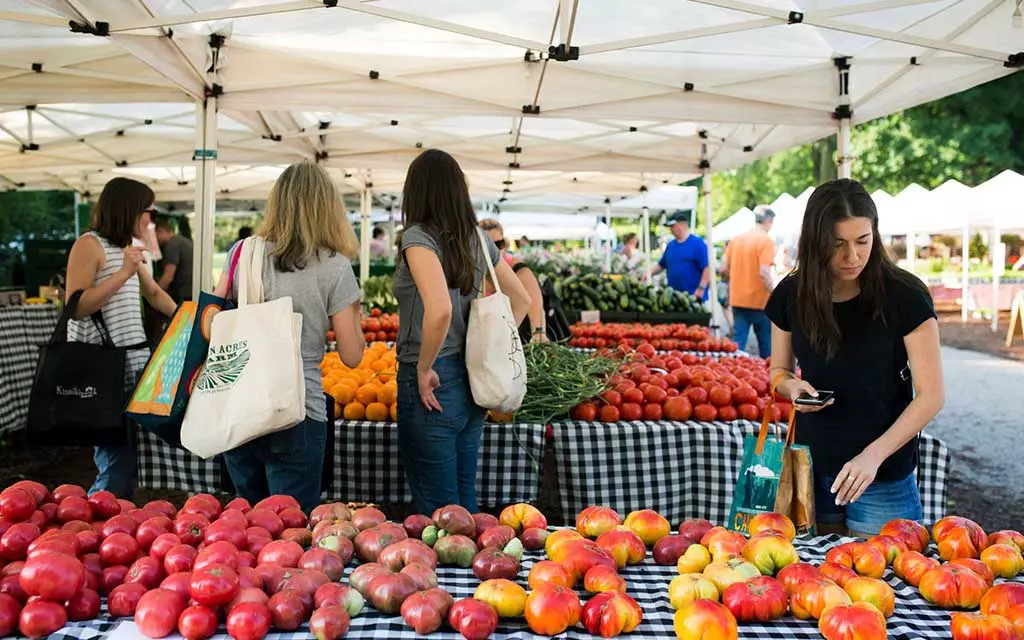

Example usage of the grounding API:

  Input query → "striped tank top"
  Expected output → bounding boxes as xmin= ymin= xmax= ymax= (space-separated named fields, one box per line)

xmin=68 ymin=232 xmax=151 ymax=389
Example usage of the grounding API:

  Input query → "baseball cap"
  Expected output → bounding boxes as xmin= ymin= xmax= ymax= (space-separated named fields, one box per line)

xmin=663 ymin=210 xmax=691 ymax=226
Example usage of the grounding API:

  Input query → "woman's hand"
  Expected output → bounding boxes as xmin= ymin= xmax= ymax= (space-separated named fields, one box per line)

xmin=777 ymin=378 xmax=834 ymax=413
xmin=418 ymin=369 xmax=443 ymax=412
xmin=831 ymin=449 xmax=884 ymax=505
xmin=119 ymin=247 xmax=145 ymax=277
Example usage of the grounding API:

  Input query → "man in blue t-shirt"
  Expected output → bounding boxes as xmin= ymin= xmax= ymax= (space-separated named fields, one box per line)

xmin=651 ymin=211 xmax=710 ymax=301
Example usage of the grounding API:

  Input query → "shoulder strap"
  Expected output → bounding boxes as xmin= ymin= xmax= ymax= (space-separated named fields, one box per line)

xmin=476 ymin=228 xmax=500 ymax=299
xmin=54 ymin=290 xmax=117 ymax=348
xmin=226 ymin=241 xmax=243 ymax=295
xmin=237 ymin=236 xmax=266 ymax=307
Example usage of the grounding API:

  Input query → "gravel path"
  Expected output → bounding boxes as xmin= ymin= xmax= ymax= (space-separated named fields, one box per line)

xmin=927 ymin=346 xmax=1024 ymax=531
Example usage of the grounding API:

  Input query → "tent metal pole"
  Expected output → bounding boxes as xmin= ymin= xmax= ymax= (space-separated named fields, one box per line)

xmin=961 ymin=222 xmax=970 ymax=323
xmin=835 ymin=57 xmax=853 ymax=180
xmin=360 ymin=179 xmax=371 ymax=284
xmin=642 ymin=200 xmax=651 ymax=283
xmin=993 ymin=228 xmax=1002 ymax=333
xmin=701 ymin=151 xmax=719 ymax=337
xmin=73 ymin=190 xmax=81 ymax=238
xmin=192 ymin=96 xmax=218 ymax=299
xmin=604 ymin=201 xmax=613 ymax=273
xmin=837 ymin=118 xmax=852 ymax=179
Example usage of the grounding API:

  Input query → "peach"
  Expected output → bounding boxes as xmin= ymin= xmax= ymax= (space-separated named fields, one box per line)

xmin=623 ymin=509 xmax=671 ymax=547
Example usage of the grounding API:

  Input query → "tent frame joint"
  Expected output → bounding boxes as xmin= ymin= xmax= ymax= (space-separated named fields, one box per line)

xmin=68 ymin=20 xmax=108 ymax=36
xmin=1006 ymin=53 xmax=1024 ymax=68
xmin=787 ymin=11 xmax=804 ymax=24
xmin=833 ymin=104 xmax=853 ymax=120
xmin=548 ymin=44 xmax=580 ymax=62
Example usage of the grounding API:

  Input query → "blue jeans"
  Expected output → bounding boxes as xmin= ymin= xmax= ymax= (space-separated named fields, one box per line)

xmin=91 ymin=442 xmax=137 ymax=499
xmin=397 ymin=357 xmax=485 ymax=514
xmin=815 ymin=471 xmax=923 ymax=536
xmin=732 ymin=307 xmax=772 ymax=357
xmin=223 ymin=418 xmax=328 ymax=515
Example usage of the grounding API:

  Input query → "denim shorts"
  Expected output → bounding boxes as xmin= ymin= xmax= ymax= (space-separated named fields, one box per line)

xmin=815 ymin=471 xmax=923 ymax=536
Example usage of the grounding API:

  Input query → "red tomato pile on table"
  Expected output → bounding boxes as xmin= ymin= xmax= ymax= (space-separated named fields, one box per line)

xmin=568 ymin=323 xmax=739 ymax=353
xmin=570 ymin=349 xmax=792 ymax=423
xmin=360 ymin=310 xmax=398 ymax=344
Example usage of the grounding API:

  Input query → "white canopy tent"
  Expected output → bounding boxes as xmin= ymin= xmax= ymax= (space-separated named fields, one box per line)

xmin=716 ymin=207 xmax=756 ymax=242
xmin=485 ymin=212 xmax=616 ymax=242
xmin=1 ymin=0 xmax=1021 ymax=312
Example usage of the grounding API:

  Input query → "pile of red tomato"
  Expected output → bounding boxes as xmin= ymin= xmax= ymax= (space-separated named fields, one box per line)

xmin=571 ymin=346 xmax=793 ymax=424
xmin=0 ymin=482 xmax=355 ymax=639
xmin=360 ymin=310 xmax=399 ymax=344
xmin=568 ymin=323 xmax=739 ymax=353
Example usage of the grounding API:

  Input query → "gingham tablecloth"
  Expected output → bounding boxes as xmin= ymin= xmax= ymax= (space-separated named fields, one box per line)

xmin=0 ymin=304 xmax=59 ymax=434
xmin=51 ymin=533 xmax=1015 ymax=640
xmin=138 ymin=420 xmax=546 ymax=507
xmin=551 ymin=420 xmax=950 ymax=528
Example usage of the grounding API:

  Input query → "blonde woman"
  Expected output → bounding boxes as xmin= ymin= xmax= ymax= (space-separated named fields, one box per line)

xmin=213 ymin=162 xmax=364 ymax=512
xmin=479 ymin=218 xmax=548 ymax=343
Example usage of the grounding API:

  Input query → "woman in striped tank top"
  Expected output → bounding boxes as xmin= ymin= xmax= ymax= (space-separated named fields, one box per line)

xmin=65 ymin=177 xmax=177 ymax=498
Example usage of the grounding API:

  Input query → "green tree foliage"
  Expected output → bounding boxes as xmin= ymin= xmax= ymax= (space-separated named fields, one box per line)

xmin=710 ymin=72 xmax=1024 ymax=222
xmin=0 ymin=191 xmax=75 ymax=285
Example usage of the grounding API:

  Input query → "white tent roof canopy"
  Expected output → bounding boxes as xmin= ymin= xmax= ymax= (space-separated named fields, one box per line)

xmin=0 ymin=0 xmax=1020 ymax=190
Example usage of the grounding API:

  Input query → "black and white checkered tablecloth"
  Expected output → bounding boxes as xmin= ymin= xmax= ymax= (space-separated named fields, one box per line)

xmin=551 ymin=420 xmax=950 ymax=528
xmin=0 ymin=304 xmax=59 ymax=435
xmin=51 ymin=533 xmax=1015 ymax=640
xmin=138 ymin=421 xmax=547 ymax=507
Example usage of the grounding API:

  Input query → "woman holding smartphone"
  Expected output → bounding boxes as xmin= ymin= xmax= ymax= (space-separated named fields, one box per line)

xmin=764 ymin=178 xmax=944 ymax=537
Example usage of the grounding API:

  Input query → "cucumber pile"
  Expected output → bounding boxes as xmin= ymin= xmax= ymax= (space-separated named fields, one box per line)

xmin=553 ymin=273 xmax=706 ymax=314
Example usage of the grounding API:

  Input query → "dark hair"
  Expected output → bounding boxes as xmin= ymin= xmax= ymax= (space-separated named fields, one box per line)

xmin=154 ymin=219 xmax=173 ymax=233
xmin=622 ymin=232 xmax=638 ymax=244
xmin=91 ymin=177 xmax=154 ymax=248
xmin=400 ymin=149 xmax=480 ymax=295
xmin=372 ymin=226 xmax=385 ymax=239
xmin=794 ymin=178 xmax=929 ymax=359
xmin=237 ymin=226 xmax=253 ymax=241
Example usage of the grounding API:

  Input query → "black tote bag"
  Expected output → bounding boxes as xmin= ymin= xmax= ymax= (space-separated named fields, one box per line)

xmin=27 ymin=291 xmax=136 ymax=446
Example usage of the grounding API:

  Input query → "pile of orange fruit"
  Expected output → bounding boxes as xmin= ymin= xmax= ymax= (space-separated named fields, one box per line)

xmin=321 ymin=342 xmax=398 ymax=422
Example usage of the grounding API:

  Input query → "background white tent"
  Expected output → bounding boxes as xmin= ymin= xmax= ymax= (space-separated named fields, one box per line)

xmin=486 ymin=212 xmax=615 ymax=242
xmin=716 ymin=207 xmax=756 ymax=242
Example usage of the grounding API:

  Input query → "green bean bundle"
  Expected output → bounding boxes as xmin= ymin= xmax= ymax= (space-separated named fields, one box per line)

xmin=514 ymin=342 xmax=621 ymax=424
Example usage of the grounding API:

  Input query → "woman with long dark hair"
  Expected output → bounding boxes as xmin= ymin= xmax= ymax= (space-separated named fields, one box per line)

xmin=764 ymin=178 xmax=944 ymax=537
xmin=64 ymin=177 xmax=177 ymax=497
xmin=394 ymin=149 xmax=531 ymax=514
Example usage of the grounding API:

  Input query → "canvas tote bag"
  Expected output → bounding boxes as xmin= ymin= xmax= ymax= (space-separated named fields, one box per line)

xmin=465 ymin=229 xmax=528 ymax=413
xmin=727 ymin=380 xmax=816 ymax=536
xmin=181 ymin=236 xmax=305 ymax=459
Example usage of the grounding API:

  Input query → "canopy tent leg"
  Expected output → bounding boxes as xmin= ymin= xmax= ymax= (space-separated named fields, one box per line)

xmin=604 ymin=201 xmax=613 ymax=273
xmin=962 ymin=222 xmax=970 ymax=323
xmin=835 ymin=57 xmax=853 ymax=180
xmin=701 ymin=146 xmax=719 ymax=337
xmin=993 ymin=228 xmax=1003 ymax=333
xmin=641 ymin=193 xmax=651 ymax=283
xmin=192 ymin=95 xmax=218 ymax=300
xmin=73 ymin=191 xmax=81 ymax=238
xmin=360 ymin=178 xmax=372 ymax=285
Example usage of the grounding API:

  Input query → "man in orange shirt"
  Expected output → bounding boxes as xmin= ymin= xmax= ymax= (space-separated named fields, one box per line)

xmin=721 ymin=207 xmax=776 ymax=356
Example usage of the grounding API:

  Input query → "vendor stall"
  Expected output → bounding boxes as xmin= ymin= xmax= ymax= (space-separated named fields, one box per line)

xmin=551 ymin=420 xmax=949 ymax=528
xmin=0 ymin=303 xmax=59 ymax=434
xmin=138 ymin=421 xmax=547 ymax=507
xmin=50 ymin=532 xmax=1019 ymax=640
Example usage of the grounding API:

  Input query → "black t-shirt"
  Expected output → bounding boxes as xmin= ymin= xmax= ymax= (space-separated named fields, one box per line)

xmin=764 ymin=273 xmax=936 ymax=481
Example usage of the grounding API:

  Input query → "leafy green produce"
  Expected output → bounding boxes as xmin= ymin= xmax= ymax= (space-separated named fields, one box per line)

xmin=514 ymin=342 xmax=621 ymax=424
xmin=362 ymin=275 xmax=398 ymax=313
xmin=553 ymin=273 xmax=707 ymax=315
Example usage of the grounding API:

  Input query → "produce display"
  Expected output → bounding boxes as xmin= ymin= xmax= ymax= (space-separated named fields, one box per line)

xmin=322 ymin=342 xmax=397 ymax=422
xmin=360 ymin=311 xmax=398 ymax=344
xmin=360 ymin=276 xmax=397 ymax=314
xmin=554 ymin=274 xmax=706 ymax=315
xmin=568 ymin=323 xmax=739 ymax=353
xmin=512 ymin=342 xmax=621 ymax=425
xmin=570 ymin=349 xmax=786 ymax=424
xmin=0 ymin=479 xmax=1020 ymax=640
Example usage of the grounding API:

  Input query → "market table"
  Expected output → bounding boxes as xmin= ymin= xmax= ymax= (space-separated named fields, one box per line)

xmin=50 ymin=533 xmax=1018 ymax=640
xmin=550 ymin=420 xmax=950 ymax=527
xmin=137 ymin=420 xmax=547 ymax=507
xmin=0 ymin=303 xmax=58 ymax=435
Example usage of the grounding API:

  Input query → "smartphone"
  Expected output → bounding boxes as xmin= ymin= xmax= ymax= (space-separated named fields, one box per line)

xmin=793 ymin=390 xmax=834 ymax=406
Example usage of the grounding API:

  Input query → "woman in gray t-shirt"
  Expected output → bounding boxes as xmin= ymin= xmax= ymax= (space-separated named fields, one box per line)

xmin=394 ymin=150 xmax=531 ymax=514
xmin=213 ymin=162 xmax=364 ymax=513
